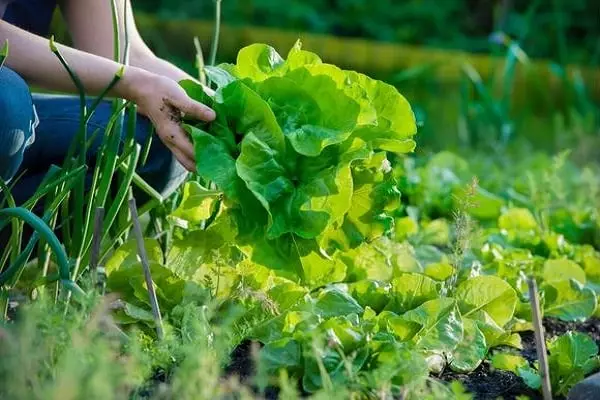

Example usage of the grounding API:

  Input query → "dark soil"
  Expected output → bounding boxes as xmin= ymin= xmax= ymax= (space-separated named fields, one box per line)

xmin=440 ymin=361 xmax=542 ymax=400
xmin=137 ymin=318 xmax=600 ymax=399
xmin=225 ymin=340 xmax=280 ymax=400
xmin=441 ymin=317 xmax=600 ymax=400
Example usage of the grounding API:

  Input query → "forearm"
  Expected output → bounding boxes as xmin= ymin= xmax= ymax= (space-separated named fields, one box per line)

xmin=0 ymin=20 xmax=149 ymax=101
xmin=130 ymin=50 xmax=196 ymax=83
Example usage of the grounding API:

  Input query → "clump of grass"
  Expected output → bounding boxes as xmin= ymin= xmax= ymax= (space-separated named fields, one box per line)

xmin=445 ymin=177 xmax=480 ymax=296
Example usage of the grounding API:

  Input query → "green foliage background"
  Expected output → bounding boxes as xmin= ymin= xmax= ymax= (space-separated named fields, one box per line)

xmin=135 ymin=0 xmax=600 ymax=65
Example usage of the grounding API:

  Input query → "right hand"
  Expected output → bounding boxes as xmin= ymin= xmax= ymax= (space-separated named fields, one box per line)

xmin=123 ymin=69 xmax=216 ymax=172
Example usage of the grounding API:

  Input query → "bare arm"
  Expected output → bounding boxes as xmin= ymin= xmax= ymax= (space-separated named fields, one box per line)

xmin=0 ymin=19 xmax=213 ymax=171
xmin=1 ymin=19 xmax=134 ymax=95
xmin=61 ymin=0 xmax=196 ymax=83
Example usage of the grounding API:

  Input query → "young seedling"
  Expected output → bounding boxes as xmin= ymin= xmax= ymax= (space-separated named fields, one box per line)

xmin=128 ymin=198 xmax=164 ymax=340
xmin=527 ymin=277 xmax=552 ymax=400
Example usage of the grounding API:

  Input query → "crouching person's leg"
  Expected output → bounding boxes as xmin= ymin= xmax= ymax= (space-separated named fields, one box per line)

xmin=14 ymin=94 xmax=188 ymax=205
xmin=0 ymin=67 xmax=36 ymax=184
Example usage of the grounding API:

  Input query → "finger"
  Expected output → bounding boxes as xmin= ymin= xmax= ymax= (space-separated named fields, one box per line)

xmin=160 ymin=135 xmax=196 ymax=172
xmin=170 ymin=146 xmax=196 ymax=173
xmin=171 ymin=96 xmax=216 ymax=122
xmin=159 ymin=124 xmax=196 ymax=161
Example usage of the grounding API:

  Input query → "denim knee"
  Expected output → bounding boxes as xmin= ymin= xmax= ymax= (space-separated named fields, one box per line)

xmin=0 ymin=67 xmax=36 ymax=182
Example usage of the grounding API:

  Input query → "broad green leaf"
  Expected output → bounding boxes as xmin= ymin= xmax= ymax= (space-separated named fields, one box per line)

xmin=424 ymin=262 xmax=454 ymax=281
xmin=414 ymin=244 xmax=446 ymax=268
xmin=548 ymin=332 xmax=600 ymax=395
xmin=402 ymin=298 xmax=463 ymax=353
xmin=548 ymin=331 xmax=599 ymax=373
xmin=421 ymin=219 xmax=450 ymax=246
xmin=517 ymin=366 xmax=542 ymax=390
xmin=238 ymin=233 xmax=344 ymax=286
xmin=170 ymin=181 xmax=221 ymax=225
xmin=107 ymin=260 xmax=195 ymax=312
xmin=289 ymin=63 xmax=377 ymax=127
xmin=260 ymin=338 xmax=303 ymax=373
xmin=285 ymin=40 xmax=322 ymax=69
xmin=348 ymin=280 xmax=391 ymax=312
xmin=113 ymin=301 xmax=156 ymax=326
xmin=498 ymin=208 xmax=538 ymax=231
xmin=341 ymin=241 xmax=393 ymax=282
xmin=456 ymin=275 xmax=518 ymax=328
xmin=394 ymin=216 xmax=419 ymax=241
xmin=582 ymin=254 xmax=600 ymax=292
xmin=320 ymin=317 xmax=364 ymax=352
xmin=543 ymin=259 xmax=586 ymax=285
xmin=345 ymin=70 xmax=417 ymax=138
xmin=166 ymin=230 xmax=231 ymax=281
xmin=268 ymin=280 xmax=308 ymax=311
xmin=204 ymin=65 xmax=237 ymax=89
xmin=343 ymin=171 xmax=400 ymax=244
xmin=385 ymin=273 xmax=440 ymax=314
xmin=104 ymin=238 xmax=163 ymax=275
xmin=234 ymin=43 xmax=285 ymax=81
xmin=543 ymin=279 xmax=597 ymax=322
xmin=256 ymin=75 xmax=360 ymax=157
xmin=382 ymin=313 xmax=421 ymax=341
xmin=302 ymin=346 xmax=368 ymax=393
xmin=237 ymin=233 xmax=305 ymax=281
xmin=491 ymin=353 xmax=528 ymax=373
xmin=497 ymin=333 xmax=523 ymax=349
xmin=293 ymin=238 xmax=347 ymax=288
xmin=186 ymin=125 xmax=262 ymax=213
xmin=454 ymin=187 xmax=504 ymax=221
xmin=369 ymin=342 xmax=429 ymax=387
xmin=450 ymin=318 xmax=487 ymax=373
xmin=312 ymin=287 xmax=364 ymax=318
xmin=254 ymin=154 xmax=354 ymax=239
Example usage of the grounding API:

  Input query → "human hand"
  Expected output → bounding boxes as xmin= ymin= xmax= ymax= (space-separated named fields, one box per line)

xmin=123 ymin=69 xmax=216 ymax=172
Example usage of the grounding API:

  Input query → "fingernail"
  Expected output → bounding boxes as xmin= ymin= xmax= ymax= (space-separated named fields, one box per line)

xmin=206 ymin=108 xmax=216 ymax=121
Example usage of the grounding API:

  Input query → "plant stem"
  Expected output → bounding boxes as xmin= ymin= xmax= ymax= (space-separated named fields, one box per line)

xmin=209 ymin=0 xmax=222 ymax=66
xmin=128 ymin=198 xmax=164 ymax=340
xmin=527 ymin=277 xmax=552 ymax=400
xmin=90 ymin=208 xmax=105 ymax=288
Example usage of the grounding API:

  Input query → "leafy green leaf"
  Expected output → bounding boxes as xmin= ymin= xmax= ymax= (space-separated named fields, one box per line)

xmin=450 ymin=318 xmax=487 ymax=373
xmin=170 ymin=182 xmax=221 ymax=225
xmin=384 ymin=273 xmax=440 ymax=314
xmin=348 ymin=280 xmax=391 ymax=313
xmin=548 ymin=332 xmax=600 ymax=395
xmin=491 ymin=353 xmax=529 ymax=373
xmin=424 ymin=262 xmax=455 ymax=281
xmin=543 ymin=259 xmax=586 ymax=285
xmin=105 ymin=238 xmax=163 ymax=275
xmin=402 ymin=298 xmax=463 ymax=353
xmin=456 ymin=275 xmax=518 ymax=328
xmin=312 ymin=287 xmax=364 ymax=318
xmin=543 ymin=279 xmax=597 ymax=322
xmin=498 ymin=208 xmax=538 ymax=231
xmin=234 ymin=43 xmax=285 ymax=81
xmin=260 ymin=338 xmax=303 ymax=374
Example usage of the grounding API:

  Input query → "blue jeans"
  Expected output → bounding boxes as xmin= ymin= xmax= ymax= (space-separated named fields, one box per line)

xmin=0 ymin=66 xmax=187 ymax=205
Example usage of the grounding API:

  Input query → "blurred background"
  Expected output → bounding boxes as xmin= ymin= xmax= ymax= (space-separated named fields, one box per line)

xmin=125 ymin=1 xmax=600 ymax=157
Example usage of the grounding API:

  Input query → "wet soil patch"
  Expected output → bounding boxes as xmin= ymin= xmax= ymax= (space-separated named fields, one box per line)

xmin=440 ymin=361 xmax=541 ymax=400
